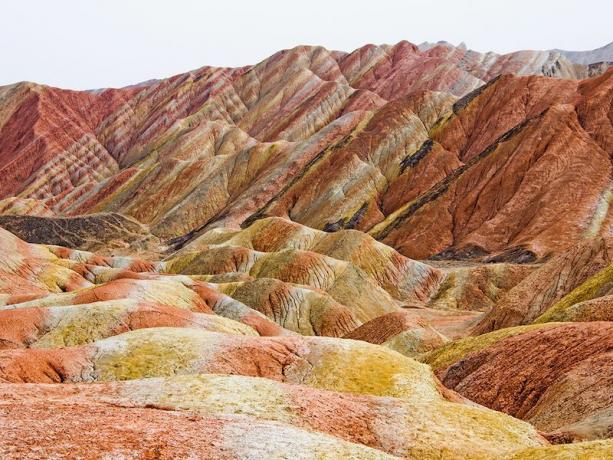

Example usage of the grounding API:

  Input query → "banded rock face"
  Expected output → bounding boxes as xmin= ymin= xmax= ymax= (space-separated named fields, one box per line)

xmin=181 ymin=216 xmax=445 ymax=304
xmin=1 ymin=39 xmax=612 ymax=458
xmin=0 ymin=221 xmax=561 ymax=458
xmin=370 ymin=72 xmax=613 ymax=260
xmin=436 ymin=322 xmax=613 ymax=442
xmin=473 ymin=237 xmax=613 ymax=334
xmin=535 ymin=264 xmax=613 ymax=323
xmin=343 ymin=310 xmax=449 ymax=356
xmin=1 ymin=43 xmax=611 ymax=261
xmin=0 ymin=301 xmax=258 ymax=349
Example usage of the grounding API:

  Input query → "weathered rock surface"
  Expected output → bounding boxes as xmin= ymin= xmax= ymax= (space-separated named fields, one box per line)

xmin=1 ymin=45 xmax=610 ymax=262
xmin=343 ymin=310 xmax=448 ymax=356
xmin=0 ymin=375 xmax=551 ymax=459
xmin=438 ymin=322 xmax=613 ymax=441
xmin=0 ymin=384 xmax=399 ymax=459
xmin=0 ymin=212 xmax=161 ymax=255
xmin=535 ymin=264 xmax=613 ymax=323
xmin=370 ymin=73 xmax=613 ymax=260
xmin=419 ymin=323 xmax=562 ymax=372
xmin=473 ymin=237 xmax=613 ymax=333
xmin=0 ymin=227 xmax=557 ymax=458
xmin=216 ymin=278 xmax=360 ymax=337
xmin=185 ymin=217 xmax=444 ymax=302
xmin=165 ymin=245 xmax=401 ymax=323
xmin=0 ymin=301 xmax=257 ymax=349
xmin=0 ymin=204 xmax=607 ymax=456
xmin=425 ymin=261 xmax=534 ymax=311
xmin=1 ymin=39 xmax=612 ymax=457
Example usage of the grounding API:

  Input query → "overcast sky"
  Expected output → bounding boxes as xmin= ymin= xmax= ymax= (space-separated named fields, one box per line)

xmin=2 ymin=0 xmax=611 ymax=89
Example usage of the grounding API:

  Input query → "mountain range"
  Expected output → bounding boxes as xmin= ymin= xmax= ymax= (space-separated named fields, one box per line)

xmin=0 ymin=40 xmax=612 ymax=458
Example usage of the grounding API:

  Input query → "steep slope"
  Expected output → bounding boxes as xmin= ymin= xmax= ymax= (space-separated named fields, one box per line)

xmin=1 ymin=43 xmax=609 ymax=262
xmin=1 ymin=39 xmax=612 ymax=458
xmin=437 ymin=322 xmax=613 ymax=441
xmin=473 ymin=237 xmax=613 ymax=334
xmin=535 ymin=264 xmax=613 ymax=323
xmin=370 ymin=71 xmax=613 ymax=260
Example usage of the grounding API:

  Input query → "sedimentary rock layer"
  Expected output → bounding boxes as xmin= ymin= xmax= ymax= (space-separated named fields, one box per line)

xmin=1 ymin=39 xmax=612 ymax=458
xmin=0 ymin=213 xmax=160 ymax=255
xmin=437 ymin=322 xmax=613 ymax=441
xmin=0 ymin=223 xmax=560 ymax=457
xmin=1 ymin=43 xmax=610 ymax=261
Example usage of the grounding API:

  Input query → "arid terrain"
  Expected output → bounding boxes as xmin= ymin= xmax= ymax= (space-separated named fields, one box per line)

xmin=0 ymin=40 xmax=612 ymax=459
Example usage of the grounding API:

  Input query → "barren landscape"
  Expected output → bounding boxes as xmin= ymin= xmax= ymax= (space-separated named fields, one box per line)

xmin=0 ymin=39 xmax=612 ymax=458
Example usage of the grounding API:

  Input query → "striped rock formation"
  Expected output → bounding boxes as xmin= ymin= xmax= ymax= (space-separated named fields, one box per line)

xmin=473 ymin=237 xmax=613 ymax=333
xmin=433 ymin=322 xmax=613 ymax=442
xmin=1 ymin=43 xmax=610 ymax=261
xmin=0 ymin=204 xmax=609 ymax=457
xmin=0 ymin=40 xmax=612 ymax=458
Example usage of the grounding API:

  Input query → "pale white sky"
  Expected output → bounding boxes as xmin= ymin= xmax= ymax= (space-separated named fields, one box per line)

xmin=1 ymin=0 xmax=611 ymax=89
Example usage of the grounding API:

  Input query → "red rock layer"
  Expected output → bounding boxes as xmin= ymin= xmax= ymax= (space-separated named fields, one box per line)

xmin=343 ymin=310 xmax=443 ymax=340
xmin=371 ymin=71 xmax=613 ymax=260
xmin=1 ymin=44 xmax=609 ymax=261
xmin=439 ymin=322 xmax=613 ymax=440
xmin=473 ymin=237 xmax=613 ymax=334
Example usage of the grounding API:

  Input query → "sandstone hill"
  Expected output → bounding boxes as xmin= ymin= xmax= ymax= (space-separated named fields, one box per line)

xmin=0 ymin=40 xmax=611 ymax=458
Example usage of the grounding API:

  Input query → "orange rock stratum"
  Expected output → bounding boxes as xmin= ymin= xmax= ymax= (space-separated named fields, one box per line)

xmin=0 ymin=40 xmax=612 ymax=458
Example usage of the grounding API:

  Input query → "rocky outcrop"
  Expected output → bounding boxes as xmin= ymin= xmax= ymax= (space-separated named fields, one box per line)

xmin=438 ymin=322 xmax=613 ymax=441
xmin=535 ymin=265 xmax=613 ymax=323
xmin=370 ymin=73 xmax=613 ymax=260
xmin=344 ymin=310 xmax=447 ymax=351
xmin=420 ymin=41 xmax=594 ymax=79
xmin=1 ymin=39 xmax=612 ymax=457
xmin=419 ymin=323 xmax=561 ymax=372
xmin=473 ymin=237 xmax=613 ymax=333
xmin=1 ymin=45 xmax=610 ymax=262
xmin=0 ymin=209 xmax=606 ymax=456
xmin=425 ymin=262 xmax=534 ymax=311
xmin=538 ymin=295 xmax=613 ymax=323
xmin=0 ymin=213 xmax=161 ymax=255
xmin=217 ymin=278 xmax=360 ymax=337
xmin=183 ymin=217 xmax=444 ymax=304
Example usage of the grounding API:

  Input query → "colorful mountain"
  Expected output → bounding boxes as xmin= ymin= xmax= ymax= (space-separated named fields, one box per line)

xmin=0 ymin=40 xmax=611 ymax=458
